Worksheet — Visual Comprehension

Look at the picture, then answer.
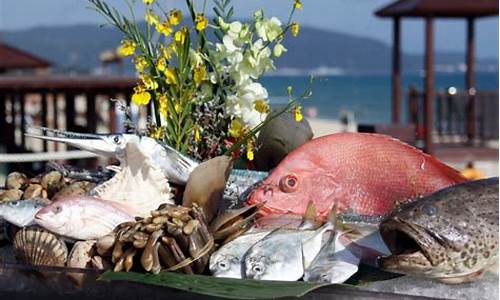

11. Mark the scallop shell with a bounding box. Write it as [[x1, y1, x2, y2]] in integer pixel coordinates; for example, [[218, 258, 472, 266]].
[[13, 227, 68, 266]]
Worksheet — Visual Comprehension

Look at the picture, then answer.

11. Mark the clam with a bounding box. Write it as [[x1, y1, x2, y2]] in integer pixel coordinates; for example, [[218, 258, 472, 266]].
[[13, 226, 68, 267], [67, 240, 96, 287], [23, 184, 44, 199], [0, 189, 23, 202], [183, 156, 233, 223], [52, 184, 87, 201], [41, 171, 65, 198], [6, 172, 29, 190]]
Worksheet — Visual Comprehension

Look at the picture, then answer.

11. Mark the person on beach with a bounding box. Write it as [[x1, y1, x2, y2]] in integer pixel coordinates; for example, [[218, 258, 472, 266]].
[[460, 161, 486, 180]]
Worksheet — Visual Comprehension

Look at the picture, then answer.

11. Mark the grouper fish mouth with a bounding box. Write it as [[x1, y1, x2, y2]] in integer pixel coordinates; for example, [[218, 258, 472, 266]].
[[378, 177, 499, 284], [379, 218, 442, 274]]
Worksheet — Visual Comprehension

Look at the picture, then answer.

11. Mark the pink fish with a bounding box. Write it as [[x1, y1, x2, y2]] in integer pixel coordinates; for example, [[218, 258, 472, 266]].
[[247, 133, 465, 219], [35, 196, 135, 240]]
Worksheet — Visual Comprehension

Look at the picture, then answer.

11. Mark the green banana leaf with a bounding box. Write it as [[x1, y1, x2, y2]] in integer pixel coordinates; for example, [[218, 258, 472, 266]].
[[99, 271, 330, 299]]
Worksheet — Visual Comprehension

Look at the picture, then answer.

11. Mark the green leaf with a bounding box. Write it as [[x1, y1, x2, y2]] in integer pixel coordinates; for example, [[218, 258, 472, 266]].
[[98, 271, 330, 299]]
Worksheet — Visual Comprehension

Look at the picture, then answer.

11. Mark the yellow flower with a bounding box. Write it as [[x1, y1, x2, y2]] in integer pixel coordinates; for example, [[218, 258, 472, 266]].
[[133, 56, 148, 72], [246, 140, 254, 161], [149, 126, 164, 140], [195, 14, 208, 31], [159, 44, 173, 60], [254, 99, 270, 113], [143, 0, 155, 5], [229, 119, 245, 138], [164, 67, 177, 85], [290, 22, 300, 37], [117, 40, 136, 57], [174, 28, 187, 44], [158, 94, 169, 118], [132, 86, 151, 105], [156, 56, 167, 72], [194, 126, 201, 142], [156, 21, 173, 36], [294, 0, 303, 10], [145, 11, 160, 25], [193, 64, 206, 85], [141, 74, 158, 90], [294, 105, 303, 122], [174, 103, 181, 113], [168, 9, 183, 26]]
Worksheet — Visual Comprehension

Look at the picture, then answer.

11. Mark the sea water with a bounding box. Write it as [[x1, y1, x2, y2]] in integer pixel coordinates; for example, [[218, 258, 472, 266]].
[[262, 72, 499, 124]]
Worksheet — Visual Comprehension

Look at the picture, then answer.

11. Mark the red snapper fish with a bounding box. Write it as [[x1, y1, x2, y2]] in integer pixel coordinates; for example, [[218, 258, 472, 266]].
[[246, 133, 466, 219]]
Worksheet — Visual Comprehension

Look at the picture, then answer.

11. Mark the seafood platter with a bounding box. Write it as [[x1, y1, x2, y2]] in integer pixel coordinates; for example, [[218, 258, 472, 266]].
[[0, 127, 498, 299]]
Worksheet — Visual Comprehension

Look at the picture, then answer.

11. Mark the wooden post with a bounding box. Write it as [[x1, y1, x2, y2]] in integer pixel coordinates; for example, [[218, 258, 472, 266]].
[[0, 93, 5, 144], [466, 17, 476, 143], [86, 93, 97, 133], [41, 92, 48, 152], [53, 94, 59, 151], [19, 93, 26, 150], [392, 17, 402, 124], [423, 18, 435, 154], [65, 93, 76, 132], [109, 96, 117, 133]]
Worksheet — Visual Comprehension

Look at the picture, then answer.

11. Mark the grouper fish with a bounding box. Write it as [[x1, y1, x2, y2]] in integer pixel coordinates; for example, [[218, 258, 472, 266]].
[[247, 133, 465, 219], [379, 177, 499, 284]]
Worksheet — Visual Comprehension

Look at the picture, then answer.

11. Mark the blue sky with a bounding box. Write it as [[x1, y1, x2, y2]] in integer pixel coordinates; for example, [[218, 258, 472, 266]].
[[0, 0, 498, 58]]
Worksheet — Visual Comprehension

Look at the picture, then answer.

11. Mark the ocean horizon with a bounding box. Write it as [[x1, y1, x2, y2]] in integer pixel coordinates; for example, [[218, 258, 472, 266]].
[[262, 72, 499, 125]]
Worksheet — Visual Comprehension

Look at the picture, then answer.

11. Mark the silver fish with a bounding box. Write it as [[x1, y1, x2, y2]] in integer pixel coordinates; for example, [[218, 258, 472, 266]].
[[0, 198, 49, 227], [209, 230, 271, 278], [35, 196, 135, 240], [242, 222, 333, 281], [303, 230, 360, 283]]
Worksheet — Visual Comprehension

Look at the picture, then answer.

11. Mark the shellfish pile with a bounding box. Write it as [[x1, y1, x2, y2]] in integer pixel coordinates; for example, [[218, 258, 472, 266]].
[[97, 203, 214, 274], [1, 170, 97, 203]]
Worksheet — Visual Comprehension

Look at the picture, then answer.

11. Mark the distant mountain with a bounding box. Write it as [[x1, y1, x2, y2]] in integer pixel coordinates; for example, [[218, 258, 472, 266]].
[[2, 23, 498, 75]]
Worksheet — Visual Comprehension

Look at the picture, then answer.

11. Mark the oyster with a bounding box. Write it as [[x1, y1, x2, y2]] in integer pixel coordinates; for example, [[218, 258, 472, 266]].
[[23, 184, 44, 199], [0, 189, 23, 202], [41, 171, 65, 198], [6, 172, 29, 190], [13, 226, 68, 266]]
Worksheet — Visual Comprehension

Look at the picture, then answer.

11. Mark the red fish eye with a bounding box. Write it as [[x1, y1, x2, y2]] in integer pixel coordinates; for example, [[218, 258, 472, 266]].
[[279, 174, 299, 193], [54, 205, 63, 214]]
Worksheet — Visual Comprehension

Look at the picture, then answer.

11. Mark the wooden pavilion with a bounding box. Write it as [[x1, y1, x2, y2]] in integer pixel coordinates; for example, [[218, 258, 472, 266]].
[[0, 42, 51, 73], [375, 0, 498, 153]]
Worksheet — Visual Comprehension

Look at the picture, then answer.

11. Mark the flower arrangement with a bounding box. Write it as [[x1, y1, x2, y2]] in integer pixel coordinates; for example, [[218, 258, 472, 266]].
[[90, 0, 309, 162]]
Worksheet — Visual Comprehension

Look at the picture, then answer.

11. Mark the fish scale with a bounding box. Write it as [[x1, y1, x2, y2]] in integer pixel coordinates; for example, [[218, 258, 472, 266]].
[[247, 133, 465, 218]]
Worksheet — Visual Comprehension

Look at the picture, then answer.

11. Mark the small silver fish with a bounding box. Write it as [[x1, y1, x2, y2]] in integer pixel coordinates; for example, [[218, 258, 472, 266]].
[[209, 230, 271, 278], [0, 198, 49, 227], [303, 230, 360, 283], [242, 223, 332, 281], [35, 196, 135, 240]]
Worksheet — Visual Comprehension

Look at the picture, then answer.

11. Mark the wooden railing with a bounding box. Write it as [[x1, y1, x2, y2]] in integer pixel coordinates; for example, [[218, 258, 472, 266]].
[[0, 75, 137, 172], [408, 86, 499, 145]]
